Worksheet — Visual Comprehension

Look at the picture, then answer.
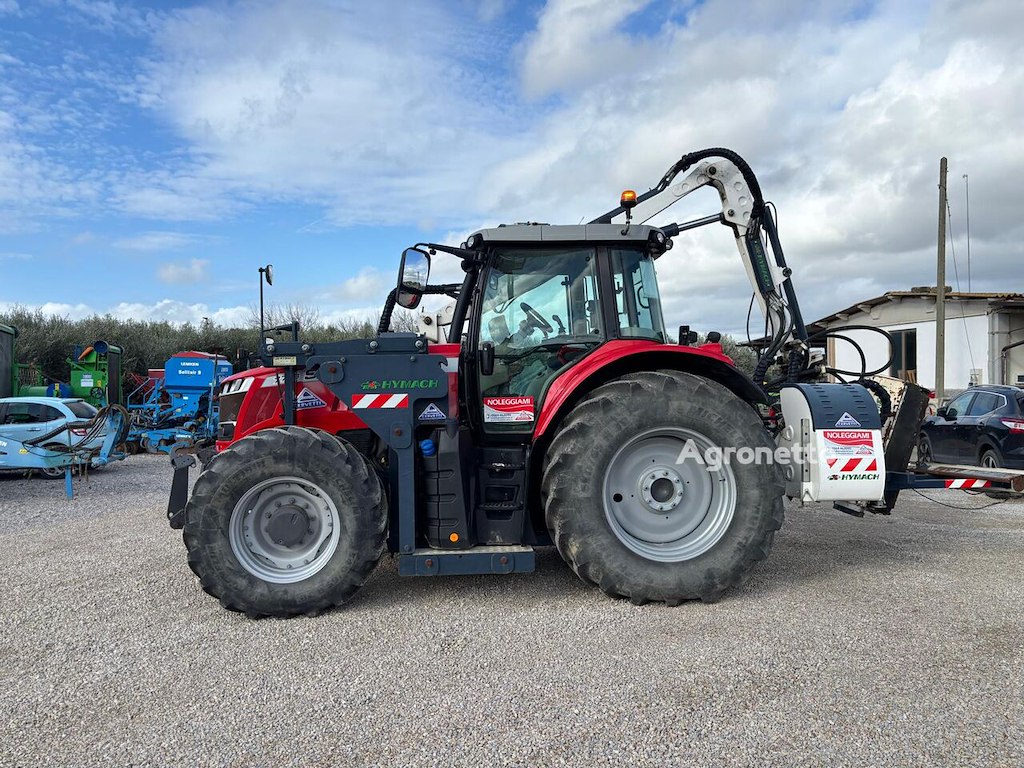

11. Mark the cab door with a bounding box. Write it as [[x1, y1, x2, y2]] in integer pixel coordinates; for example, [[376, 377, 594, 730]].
[[474, 247, 604, 436]]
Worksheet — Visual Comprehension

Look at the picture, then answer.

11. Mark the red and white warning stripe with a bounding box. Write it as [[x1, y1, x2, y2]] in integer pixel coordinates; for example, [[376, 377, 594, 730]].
[[351, 393, 409, 409], [944, 478, 990, 489], [827, 458, 878, 473]]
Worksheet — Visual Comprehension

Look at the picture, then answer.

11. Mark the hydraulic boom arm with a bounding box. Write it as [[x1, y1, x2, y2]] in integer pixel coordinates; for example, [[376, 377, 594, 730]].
[[591, 148, 809, 388]]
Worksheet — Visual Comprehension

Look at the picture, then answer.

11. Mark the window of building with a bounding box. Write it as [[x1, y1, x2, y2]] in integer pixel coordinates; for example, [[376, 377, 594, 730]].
[[889, 329, 918, 381]]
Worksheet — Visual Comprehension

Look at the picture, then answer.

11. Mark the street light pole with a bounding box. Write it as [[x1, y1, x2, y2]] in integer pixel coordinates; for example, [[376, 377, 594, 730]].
[[258, 264, 274, 350]]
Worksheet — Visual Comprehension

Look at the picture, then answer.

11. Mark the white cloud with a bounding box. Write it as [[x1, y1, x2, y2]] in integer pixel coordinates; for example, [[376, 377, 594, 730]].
[[0, 301, 94, 320], [519, 0, 649, 99], [321, 267, 389, 302], [2, 0, 1024, 338], [114, 231, 206, 251], [157, 258, 209, 285], [0, 251, 32, 260], [0, 298, 250, 327], [107, 299, 249, 326], [121, 0, 522, 226], [475, 0, 1024, 333], [476, 0, 507, 23]]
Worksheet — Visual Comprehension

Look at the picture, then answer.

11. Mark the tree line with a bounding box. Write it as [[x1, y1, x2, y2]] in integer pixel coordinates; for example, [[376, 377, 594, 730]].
[[1, 303, 757, 387], [1, 304, 416, 387]]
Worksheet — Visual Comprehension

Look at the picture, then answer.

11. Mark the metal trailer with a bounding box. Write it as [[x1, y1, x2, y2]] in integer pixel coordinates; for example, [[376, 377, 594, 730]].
[[127, 352, 233, 454]]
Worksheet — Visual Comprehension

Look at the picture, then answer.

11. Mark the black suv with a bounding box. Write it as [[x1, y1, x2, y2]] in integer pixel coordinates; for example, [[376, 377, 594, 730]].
[[919, 385, 1024, 469]]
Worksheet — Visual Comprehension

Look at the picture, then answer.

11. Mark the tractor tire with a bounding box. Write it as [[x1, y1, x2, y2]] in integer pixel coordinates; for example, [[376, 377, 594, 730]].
[[182, 426, 387, 618], [542, 371, 785, 605]]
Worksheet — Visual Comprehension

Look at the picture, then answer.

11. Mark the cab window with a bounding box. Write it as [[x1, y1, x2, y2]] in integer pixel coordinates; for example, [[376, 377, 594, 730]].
[[611, 249, 665, 341]]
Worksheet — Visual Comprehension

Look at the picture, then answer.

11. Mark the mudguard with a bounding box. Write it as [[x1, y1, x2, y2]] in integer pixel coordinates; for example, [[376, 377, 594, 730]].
[[534, 339, 765, 439]]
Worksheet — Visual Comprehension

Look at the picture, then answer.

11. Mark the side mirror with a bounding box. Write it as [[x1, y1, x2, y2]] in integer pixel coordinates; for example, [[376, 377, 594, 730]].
[[945, 408, 958, 421], [677, 325, 698, 346], [935, 407, 948, 419], [397, 248, 431, 310]]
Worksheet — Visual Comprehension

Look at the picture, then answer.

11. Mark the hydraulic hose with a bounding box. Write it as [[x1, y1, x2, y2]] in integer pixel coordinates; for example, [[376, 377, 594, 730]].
[[657, 147, 765, 217], [377, 284, 463, 334]]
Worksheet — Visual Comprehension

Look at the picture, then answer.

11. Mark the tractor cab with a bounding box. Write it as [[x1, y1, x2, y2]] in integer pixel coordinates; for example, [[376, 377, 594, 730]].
[[396, 223, 674, 437]]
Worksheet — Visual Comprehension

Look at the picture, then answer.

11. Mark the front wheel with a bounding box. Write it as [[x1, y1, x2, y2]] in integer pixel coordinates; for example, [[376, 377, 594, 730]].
[[542, 371, 784, 604], [182, 426, 387, 617]]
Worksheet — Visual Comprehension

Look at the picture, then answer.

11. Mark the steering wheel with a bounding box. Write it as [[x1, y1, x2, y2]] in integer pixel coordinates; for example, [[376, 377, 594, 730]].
[[520, 302, 553, 334]]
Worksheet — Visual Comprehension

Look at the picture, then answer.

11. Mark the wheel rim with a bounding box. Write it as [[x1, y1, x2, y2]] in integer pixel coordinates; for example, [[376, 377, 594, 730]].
[[602, 427, 736, 562], [982, 452, 998, 469], [228, 476, 341, 584], [39, 448, 68, 478], [919, 441, 932, 464]]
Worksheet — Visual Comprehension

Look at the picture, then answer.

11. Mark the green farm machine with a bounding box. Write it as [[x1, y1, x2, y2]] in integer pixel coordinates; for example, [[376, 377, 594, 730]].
[[0, 324, 122, 406]]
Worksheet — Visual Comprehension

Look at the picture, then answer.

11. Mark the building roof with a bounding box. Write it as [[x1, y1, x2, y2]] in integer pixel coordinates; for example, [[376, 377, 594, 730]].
[[811, 287, 1024, 329], [744, 287, 1024, 349]]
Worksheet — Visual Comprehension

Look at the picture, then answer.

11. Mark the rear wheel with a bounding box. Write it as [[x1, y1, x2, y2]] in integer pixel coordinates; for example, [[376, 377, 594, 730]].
[[542, 371, 784, 604], [183, 426, 387, 617]]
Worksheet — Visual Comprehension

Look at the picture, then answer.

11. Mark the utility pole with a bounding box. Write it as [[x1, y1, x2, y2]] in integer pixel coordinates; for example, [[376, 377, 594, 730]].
[[935, 158, 947, 402], [962, 173, 971, 292]]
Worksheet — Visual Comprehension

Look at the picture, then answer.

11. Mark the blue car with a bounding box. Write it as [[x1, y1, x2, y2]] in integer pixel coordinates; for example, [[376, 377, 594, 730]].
[[0, 396, 106, 478], [919, 385, 1024, 469]]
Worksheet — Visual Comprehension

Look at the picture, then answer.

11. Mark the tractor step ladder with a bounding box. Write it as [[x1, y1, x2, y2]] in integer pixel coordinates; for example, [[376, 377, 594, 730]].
[[398, 545, 535, 576]]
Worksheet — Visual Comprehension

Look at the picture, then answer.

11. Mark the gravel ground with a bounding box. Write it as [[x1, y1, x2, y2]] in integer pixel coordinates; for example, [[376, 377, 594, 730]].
[[0, 454, 1021, 767]]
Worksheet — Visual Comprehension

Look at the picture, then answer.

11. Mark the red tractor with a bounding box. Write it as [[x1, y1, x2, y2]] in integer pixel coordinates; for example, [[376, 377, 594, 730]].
[[167, 148, 937, 618]]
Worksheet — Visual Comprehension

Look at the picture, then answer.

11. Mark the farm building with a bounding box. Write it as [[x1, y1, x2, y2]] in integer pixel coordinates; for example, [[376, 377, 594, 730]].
[[810, 287, 1024, 395]]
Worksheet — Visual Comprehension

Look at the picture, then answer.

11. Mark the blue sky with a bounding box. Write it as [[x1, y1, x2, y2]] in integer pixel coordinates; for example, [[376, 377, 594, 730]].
[[1, 0, 1022, 334]]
